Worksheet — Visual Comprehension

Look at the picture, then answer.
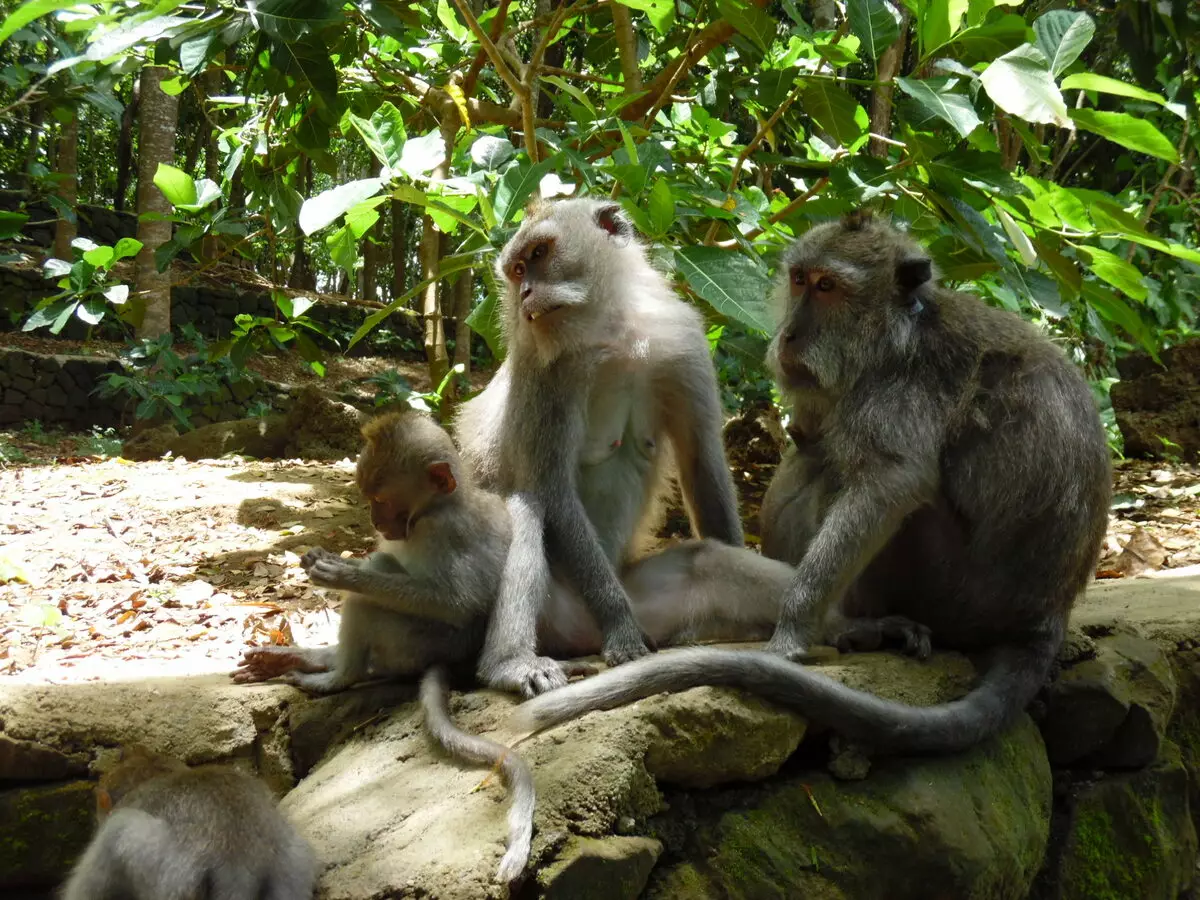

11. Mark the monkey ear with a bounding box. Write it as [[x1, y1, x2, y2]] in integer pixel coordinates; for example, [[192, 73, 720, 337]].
[[427, 461, 457, 494], [896, 256, 933, 292], [96, 789, 113, 814], [595, 204, 631, 239]]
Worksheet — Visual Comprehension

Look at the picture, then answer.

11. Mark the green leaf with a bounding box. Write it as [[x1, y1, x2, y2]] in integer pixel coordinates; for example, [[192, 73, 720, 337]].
[[345, 204, 381, 240], [466, 263, 505, 359], [427, 192, 478, 234], [541, 75, 597, 117], [801, 81, 866, 146], [675, 247, 773, 333], [617, 0, 675, 33], [397, 131, 447, 179], [979, 44, 1069, 126], [153, 163, 197, 208], [0, 211, 28, 240], [1078, 245, 1147, 300], [299, 178, 385, 235], [847, 0, 901, 60], [714, 0, 777, 52], [1069, 109, 1179, 164], [1059, 73, 1167, 107], [87, 16, 190, 61], [83, 245, 115, 269], [646, 180, 675, 238], [179, 33, 213, 76], [920, 0, 970, 57], [470, 135, 515, 170], [493, 156, 557, 225], [995, 206, 1036, 266], [103, 284, 129, 305], [436, 0, 470, 42], [350, 101, 406, 169], [159, 76, 187, 97], [249, 0, 342, 42], [1032, 10, 1094, 77], [0, 0, 87, 45], [22, 297, 74, 333], [326, 225, 357, 276], [895, 77, 981, 138], [1083, 282, 1151, 351], [112, 237, 143, 262]]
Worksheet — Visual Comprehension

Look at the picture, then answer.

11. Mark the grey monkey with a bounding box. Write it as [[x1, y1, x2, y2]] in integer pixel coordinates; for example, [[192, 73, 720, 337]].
[[514, 212, 1111, 755], [454, 197, 744, 697], [60, 745, 317, 900]]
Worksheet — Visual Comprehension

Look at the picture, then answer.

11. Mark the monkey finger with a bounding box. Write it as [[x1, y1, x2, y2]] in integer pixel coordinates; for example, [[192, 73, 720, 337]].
[[560, 661, 598, 678]]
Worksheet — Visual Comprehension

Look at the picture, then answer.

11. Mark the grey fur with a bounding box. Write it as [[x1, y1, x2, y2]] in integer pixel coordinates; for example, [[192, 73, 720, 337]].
[[454, 197, 743, 696], [60, 750, 317, 900], [420, 665, 534, 884], [515, 214, 1111, 754]]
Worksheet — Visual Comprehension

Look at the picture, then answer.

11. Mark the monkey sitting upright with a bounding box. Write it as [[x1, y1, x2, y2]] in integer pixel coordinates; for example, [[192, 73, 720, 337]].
[[516, 212, 1111, 756], [60, 745, 317, 900]]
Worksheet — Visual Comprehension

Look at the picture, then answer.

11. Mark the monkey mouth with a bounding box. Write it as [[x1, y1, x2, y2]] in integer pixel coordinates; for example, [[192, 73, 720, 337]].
[[525, 304, 564, 323]]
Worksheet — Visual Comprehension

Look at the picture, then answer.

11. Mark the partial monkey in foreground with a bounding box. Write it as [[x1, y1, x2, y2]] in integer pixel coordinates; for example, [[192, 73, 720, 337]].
[[515, 212, 1111, 755], [453, 197, 744, 696], [234, 410, 789, 880], [60, 745, 316, 900]]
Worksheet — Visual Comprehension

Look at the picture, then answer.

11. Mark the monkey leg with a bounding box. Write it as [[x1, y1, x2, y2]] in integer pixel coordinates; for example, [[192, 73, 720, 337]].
[[825, 615, 933, 660], [233, 646, 335, 684], [62, 809, 199, 900]]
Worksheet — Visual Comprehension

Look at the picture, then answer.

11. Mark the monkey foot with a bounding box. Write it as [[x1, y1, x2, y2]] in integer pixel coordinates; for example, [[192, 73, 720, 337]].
[[485, 655, 581, 699], [829, 615, 933, 660], [281, 670, 354, 695], [764, 630, 816, 663], [232, 647, 329, 684], [601, 626, 655, 668]]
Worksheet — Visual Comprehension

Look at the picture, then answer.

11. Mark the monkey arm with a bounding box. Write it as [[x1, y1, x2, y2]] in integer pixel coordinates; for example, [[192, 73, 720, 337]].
[[657, 345, 744, 547], [304, 554, 480, 627]]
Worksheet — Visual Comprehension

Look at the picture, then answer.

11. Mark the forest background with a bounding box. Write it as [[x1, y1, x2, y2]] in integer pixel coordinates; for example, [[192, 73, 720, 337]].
[[0, 0, 1197, 446]]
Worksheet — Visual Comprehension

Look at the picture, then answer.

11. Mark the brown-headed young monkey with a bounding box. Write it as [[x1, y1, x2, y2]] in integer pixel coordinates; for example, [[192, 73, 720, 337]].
[[60, 745, 316, 900], [514, 212, 1111, 755], [453, 197, 744, 698]]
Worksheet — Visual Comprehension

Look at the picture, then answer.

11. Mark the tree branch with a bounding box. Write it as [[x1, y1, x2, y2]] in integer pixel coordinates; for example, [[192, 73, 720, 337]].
[[451, 0, 526, 100], [463, 0, 512, 97], [611, 3, 642, 92]]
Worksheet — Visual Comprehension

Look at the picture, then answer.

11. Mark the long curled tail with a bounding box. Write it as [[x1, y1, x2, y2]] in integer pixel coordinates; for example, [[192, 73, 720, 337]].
[[512, 641, 1058, 754], [420, 666, 535, 883]]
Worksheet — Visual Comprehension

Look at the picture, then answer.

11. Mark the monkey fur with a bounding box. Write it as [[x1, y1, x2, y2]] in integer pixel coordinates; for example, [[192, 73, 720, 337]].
[[453, 197, 744, 696], [60, 745, 316, 900], [514, 212, 1111, 755]]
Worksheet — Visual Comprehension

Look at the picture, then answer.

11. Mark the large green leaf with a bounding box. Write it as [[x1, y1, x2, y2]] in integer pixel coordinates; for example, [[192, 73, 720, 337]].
[[1069, 109, 1179, 164], [493, 156, 557, 225], [646, 180, 675, 239], [397, 132, 447, 179], [979, 44, 1069, 126], [248, 0, 343, 41], [1060, 73, 1167, 107], [617, 0, 675, 34], [714, 0, 777, 52], [801, 81, 866, 147], [0, 0, 88, 45], [675, 247, 773, 333], [931, 14, 1027, 62], [919, 0, 970, 57], [153, 164, 197, 208], [1032, 9, 1094, 77], [895, 77, 981, 138], [470, 135, 515, 170], [299, 178, 385, 235], [87, 15, 190, 60], [349, 102, 406, 170], [1083, 282, 1152, 351], [847, 0, 900, 60], [1078, 245, 1147, 300], [0, 211, 28, 240]]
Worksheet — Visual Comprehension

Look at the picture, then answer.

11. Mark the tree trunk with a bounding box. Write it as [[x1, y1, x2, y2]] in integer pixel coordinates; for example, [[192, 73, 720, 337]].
[[391, 200, 409, 301], [868, 10, 909, 158], [418, 119, 457, 388], [288, 156, 315, 289], [133, 64, 179, 339], [53, 112, 78, 260], [453, 269, 473, 373], [114, 80, 139, 211], [199, 64, 222, 262], [22, 102, 44, 192]]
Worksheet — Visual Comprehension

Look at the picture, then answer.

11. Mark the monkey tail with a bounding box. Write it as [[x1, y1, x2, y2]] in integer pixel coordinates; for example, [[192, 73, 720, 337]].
[[511, 642, 1058, 754], [420, 666, 535, 883]]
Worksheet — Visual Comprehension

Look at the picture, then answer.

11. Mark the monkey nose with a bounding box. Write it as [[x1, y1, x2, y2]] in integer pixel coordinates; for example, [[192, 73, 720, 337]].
[[783, 328, 798, 344], [520, 284, 533, 301]]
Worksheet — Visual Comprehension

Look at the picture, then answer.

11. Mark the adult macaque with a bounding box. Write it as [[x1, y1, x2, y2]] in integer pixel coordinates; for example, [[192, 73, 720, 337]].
[[453, 197, 744, 696], [515, 212, 1111, 754], [60, 745, 316, 900]]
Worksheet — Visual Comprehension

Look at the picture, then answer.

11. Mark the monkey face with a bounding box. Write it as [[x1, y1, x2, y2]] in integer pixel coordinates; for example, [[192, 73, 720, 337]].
[[495, 199, 638, 358]]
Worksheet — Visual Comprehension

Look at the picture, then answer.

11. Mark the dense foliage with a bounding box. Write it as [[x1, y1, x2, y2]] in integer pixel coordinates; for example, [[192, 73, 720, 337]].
[[0, 0, 1196, 424]]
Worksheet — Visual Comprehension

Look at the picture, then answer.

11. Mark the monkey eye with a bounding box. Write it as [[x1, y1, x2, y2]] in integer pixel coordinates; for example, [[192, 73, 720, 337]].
[[815, 276, 836, 292], [512, 260, 526, 279], [791, 268, 804, 286], [530, 242, 548, 261]]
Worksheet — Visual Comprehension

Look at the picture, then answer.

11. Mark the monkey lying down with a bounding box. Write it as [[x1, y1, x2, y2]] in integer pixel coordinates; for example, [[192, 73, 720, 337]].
[[514, 212, 1111, 756], [233, 410, 792, 883]]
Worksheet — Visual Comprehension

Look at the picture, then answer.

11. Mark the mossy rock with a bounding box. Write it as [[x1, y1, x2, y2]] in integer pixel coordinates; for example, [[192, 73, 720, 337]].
[[0, 781, 94, 890], [645, 716, 1051, 900]]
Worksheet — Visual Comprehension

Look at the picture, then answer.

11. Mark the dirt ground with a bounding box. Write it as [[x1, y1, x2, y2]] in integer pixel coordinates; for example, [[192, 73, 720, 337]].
[[1, 425, 1197, 686]]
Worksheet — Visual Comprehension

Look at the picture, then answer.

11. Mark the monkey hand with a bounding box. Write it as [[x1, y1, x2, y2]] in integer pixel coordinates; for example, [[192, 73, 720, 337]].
[[601, 622, 655, 667], [300, 546, 341, 572], [486, 655, 584, 698], [304, 555, 363, 591]]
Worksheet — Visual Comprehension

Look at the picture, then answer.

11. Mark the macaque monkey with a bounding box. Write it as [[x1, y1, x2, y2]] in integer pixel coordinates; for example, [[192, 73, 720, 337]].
[[453, 197, 744, 697], [515, 212, 1111, 755], [234, 411, 786, 881], [60, 745, 316, 900]]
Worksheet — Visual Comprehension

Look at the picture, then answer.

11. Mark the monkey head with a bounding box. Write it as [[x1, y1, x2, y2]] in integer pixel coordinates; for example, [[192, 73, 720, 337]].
[[357, 412, 463, 541], [96, 746, 186, 816], [769, 211, 935, 396], [496, 197, 641, 362]]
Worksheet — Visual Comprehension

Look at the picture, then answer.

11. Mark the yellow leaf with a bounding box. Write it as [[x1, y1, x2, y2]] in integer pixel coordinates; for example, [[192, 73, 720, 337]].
[[446, 83, 471, 131]]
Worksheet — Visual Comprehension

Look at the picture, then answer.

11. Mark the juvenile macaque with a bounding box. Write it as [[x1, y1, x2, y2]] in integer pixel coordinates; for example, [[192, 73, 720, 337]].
[[60, 745, 316, 900], [453, 197, 744, 696], [515, 213, 1111, 754]]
